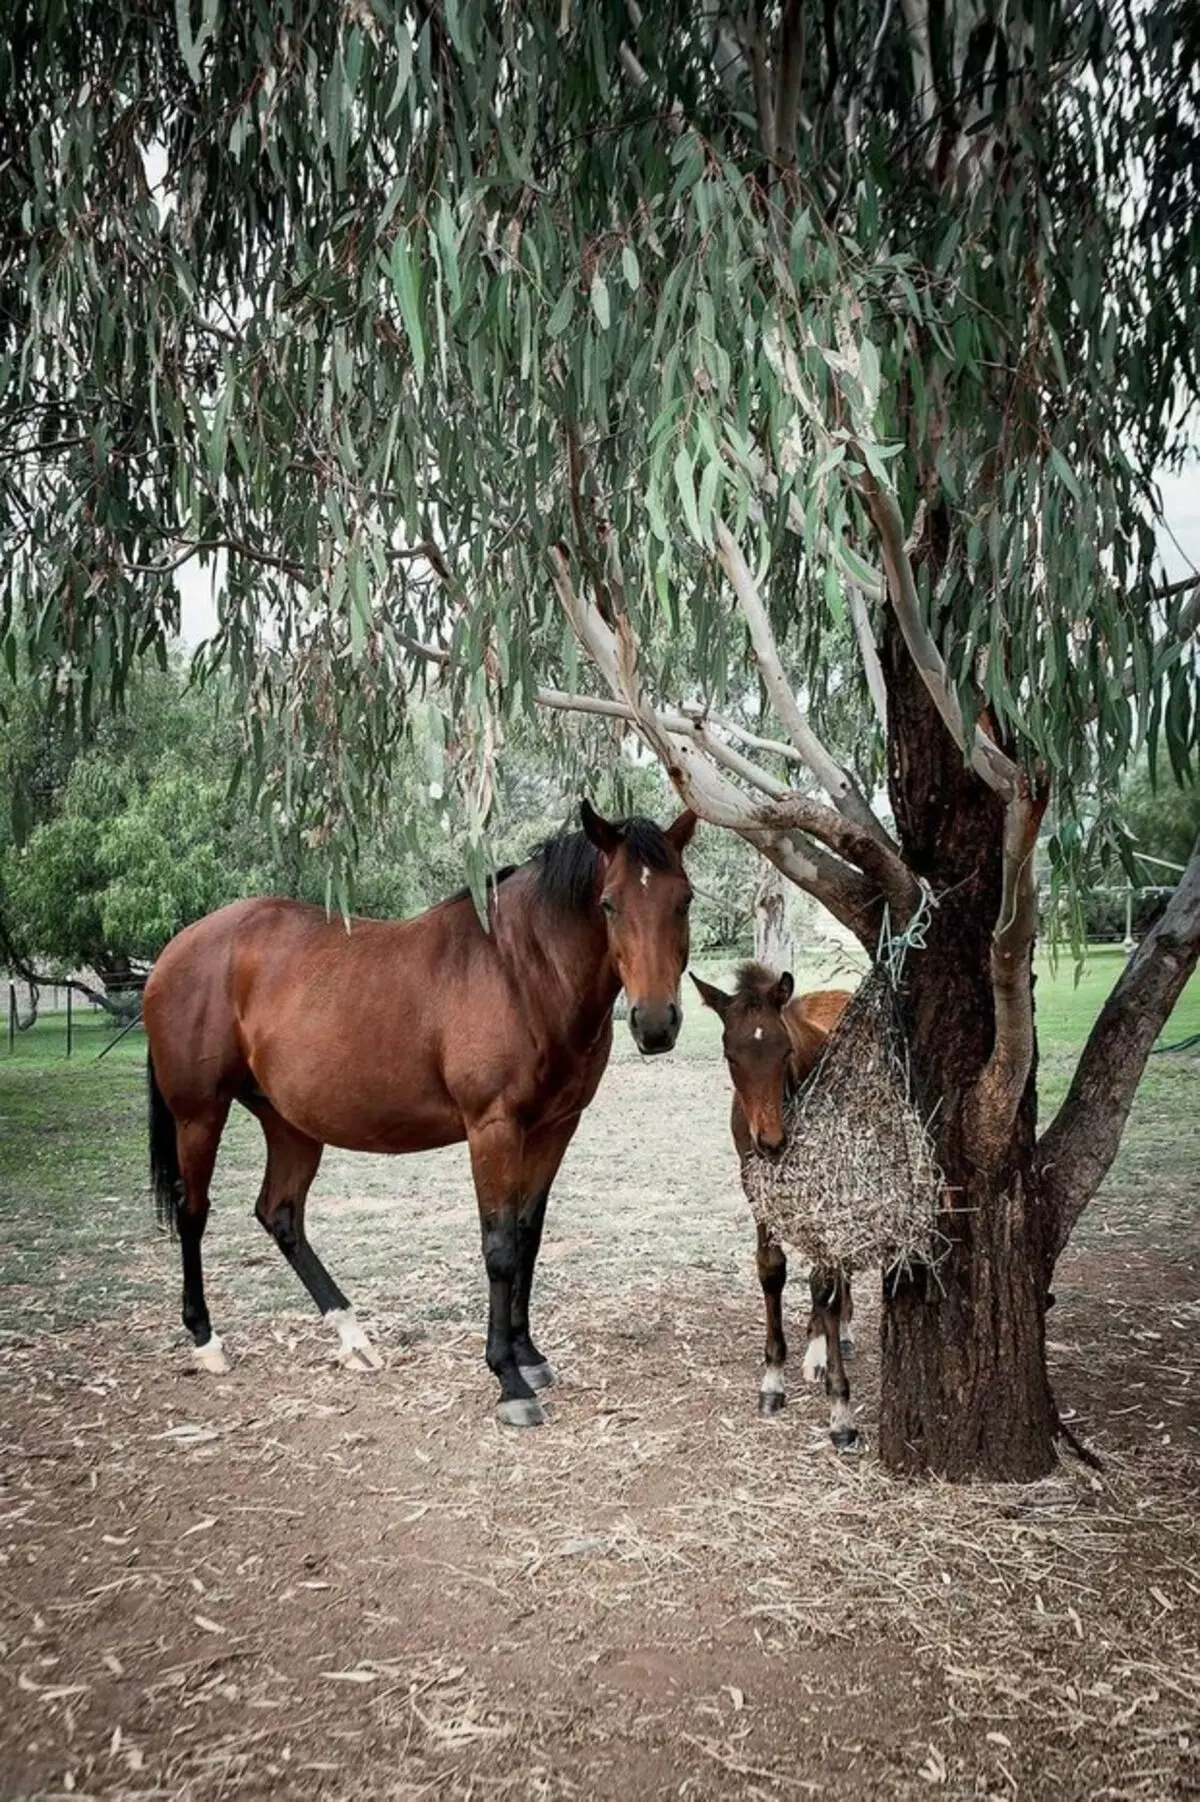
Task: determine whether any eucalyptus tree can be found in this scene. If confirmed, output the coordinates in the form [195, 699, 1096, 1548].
[3, 0, 1199, 1476]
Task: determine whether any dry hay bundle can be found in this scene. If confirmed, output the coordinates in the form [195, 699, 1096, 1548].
[742, 961, 946, 1271]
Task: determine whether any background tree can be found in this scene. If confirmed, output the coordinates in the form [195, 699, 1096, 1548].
[3, 0, 1199, 1477]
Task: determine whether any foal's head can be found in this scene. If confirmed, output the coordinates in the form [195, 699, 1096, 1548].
[692, 962, 798, 1156]
[580, 800, 697, 1055]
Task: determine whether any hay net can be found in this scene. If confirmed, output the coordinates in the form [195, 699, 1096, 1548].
[741, 894, 947, 1273]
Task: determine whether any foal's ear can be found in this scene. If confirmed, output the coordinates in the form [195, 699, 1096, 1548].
[774, 971, 795, 1008]
[665, 808, 698, 853]
[580, 798, 624, 856]
[690, 972, 731, 1018]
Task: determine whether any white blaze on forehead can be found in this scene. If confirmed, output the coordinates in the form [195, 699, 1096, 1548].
[640, 865, 650, 888]
[754, 1025, 764, 1040]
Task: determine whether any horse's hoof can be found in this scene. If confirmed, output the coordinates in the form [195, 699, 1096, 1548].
[519, 1360, 556, 1391]
[338, 1345, 384, 1373]
[758, 1389, 786, 1417]
[831, 1427, 860, 1453]
[840, 1333, 855, 1358]
[192, 1336, 230, 1376]
[497, 1397, 548, 1429]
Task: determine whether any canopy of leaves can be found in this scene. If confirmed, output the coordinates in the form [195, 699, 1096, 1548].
[2, 0, 1197, 902]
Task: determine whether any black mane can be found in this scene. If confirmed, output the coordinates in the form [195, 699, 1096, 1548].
[444, 817, 679, 916]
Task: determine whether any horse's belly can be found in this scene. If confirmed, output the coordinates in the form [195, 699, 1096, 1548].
[248, 1028, 464, 1155]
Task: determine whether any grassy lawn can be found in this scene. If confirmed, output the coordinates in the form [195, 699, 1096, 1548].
[1, 953, 1196, 1331]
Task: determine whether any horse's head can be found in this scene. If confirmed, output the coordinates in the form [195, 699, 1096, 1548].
[693, 967, 855, 1157]
[692, 963, 797, 1157]
[581, 799, 697, 1055]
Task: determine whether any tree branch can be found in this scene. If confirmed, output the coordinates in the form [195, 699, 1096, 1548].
[857, 471, 1022, 800]
[547, 544, 888, 944]
[714, 519, 897, 848]
[965, 777, 1047, 1163]
[1039, 835, 1200, 1262]
[846, 581, 888, 731]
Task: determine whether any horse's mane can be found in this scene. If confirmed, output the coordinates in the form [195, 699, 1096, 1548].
[444, 817, 678, 916]
[733, 960, 783, 1003]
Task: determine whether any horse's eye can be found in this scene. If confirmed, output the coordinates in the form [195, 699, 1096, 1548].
[600, 896, 617, 917]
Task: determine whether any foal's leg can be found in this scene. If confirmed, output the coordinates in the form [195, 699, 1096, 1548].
[840, 1268, 856, 1357]
[755, 1222, 789, 1415]
[810, 1266, 857, 1451]
[510, 1123, 578, 1393]
[468, 1118, 545, 1428]
[175, 1106, 232, 1375]
[253, 1107, 382, 1371]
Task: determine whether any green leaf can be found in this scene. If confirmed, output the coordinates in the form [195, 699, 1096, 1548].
[547, 279, 575, 339]
[621, 245, 640, 291]
[390, 233, 426, 384]
[673, 447, 702, 543]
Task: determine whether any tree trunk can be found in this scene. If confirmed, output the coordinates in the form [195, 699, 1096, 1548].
[753, 861, 791, 971]
[877, 618, 1058, 1480]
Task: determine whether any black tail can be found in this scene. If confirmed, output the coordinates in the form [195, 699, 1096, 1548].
[148, 1051, 182, 1235]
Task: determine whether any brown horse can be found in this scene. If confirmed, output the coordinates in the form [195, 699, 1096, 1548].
[692, 963, 859, 1447]
[143, 802, 697, 1426]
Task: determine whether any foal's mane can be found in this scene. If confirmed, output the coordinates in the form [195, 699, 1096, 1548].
[732, 960, 785, 1008]
[445, 817, 679, 917]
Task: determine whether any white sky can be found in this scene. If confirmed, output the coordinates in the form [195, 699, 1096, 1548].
[178, 462, 1200, 646]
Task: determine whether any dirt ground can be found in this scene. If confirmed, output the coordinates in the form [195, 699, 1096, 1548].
[2, 1039, 1199, 1801]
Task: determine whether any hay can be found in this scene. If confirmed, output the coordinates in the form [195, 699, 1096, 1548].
[741, 960, 947, 1270]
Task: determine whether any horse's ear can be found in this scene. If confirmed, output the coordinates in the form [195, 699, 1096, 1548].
[690, 972, 731, 1018]
[580, 798, 623, 856]
[665, 808, 698, 852]
[774, 971, 795, 1008]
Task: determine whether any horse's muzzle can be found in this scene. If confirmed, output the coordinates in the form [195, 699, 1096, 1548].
[629, 1000, 681, 1055]
[754, 1131, 788, 1161]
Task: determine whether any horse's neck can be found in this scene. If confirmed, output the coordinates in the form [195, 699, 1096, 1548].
[497, 882, 619, 1046]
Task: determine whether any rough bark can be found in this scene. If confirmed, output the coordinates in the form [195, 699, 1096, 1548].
[753, 860, 791, 970]
[877, 616, 1057, 1480]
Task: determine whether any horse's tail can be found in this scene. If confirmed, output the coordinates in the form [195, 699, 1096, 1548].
[148, 1051, 182, 1236]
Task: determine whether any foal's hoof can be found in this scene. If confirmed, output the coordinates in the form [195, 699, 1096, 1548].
[497, 1396, 548, 1429]
[192, 1336, 230, 1376]
[758, 1389, 787, 1417]
[518, 1360, 556, 1392]
[338, 1345, 384, 1373]
[831, 1426, 860, 1453]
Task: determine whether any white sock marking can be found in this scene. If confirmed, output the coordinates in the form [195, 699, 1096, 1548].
[193, 1332, 229, 1375]
[328, 1308, 383, 1370]
[830, 1397, 854, 1434]
[760, 1366, 786, 1397]
[802, 1335, 827, 1382]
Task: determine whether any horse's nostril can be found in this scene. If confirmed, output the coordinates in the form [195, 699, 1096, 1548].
[667, 1002, 680, 1030]
[629, 1006, 641, 1033]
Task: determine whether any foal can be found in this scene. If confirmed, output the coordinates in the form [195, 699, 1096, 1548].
[693, 964, 859, 1447]
[143, 802, 697, 1426]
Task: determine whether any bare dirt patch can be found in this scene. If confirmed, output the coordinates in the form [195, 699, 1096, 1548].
[2, 1044, 1199, 1800]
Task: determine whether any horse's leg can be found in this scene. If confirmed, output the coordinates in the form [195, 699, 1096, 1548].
[175, 1107, 232, 1375]
[755, 1222, 789, 1415]
[840, 1268, 855, 1357]
[468, 1118, 545, 1428]
[801, 1264, 829, 1385]
[812, 1266, 857, 1451]
[253, 1107, 383, 1372]
[510, 1122, 578, 1392]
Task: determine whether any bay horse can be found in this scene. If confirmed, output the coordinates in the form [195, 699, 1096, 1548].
[142, 801, 697, 1426]
[692, 964, 859, 1448]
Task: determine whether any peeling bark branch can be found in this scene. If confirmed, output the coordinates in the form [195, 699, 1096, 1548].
[714, 520, 897, 849]
[548, 545, 888, 945]
[1039, 835, 1200, 1262]
[965, 779, 1046, 1163]
[858, 472, 1021, 801]
[847, 582, 888, 732]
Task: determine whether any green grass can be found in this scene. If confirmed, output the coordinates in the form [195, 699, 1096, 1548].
[1, 951, 1196, 1331]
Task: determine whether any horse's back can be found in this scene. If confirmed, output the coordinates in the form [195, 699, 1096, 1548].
[783, 987, 854, 1076]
